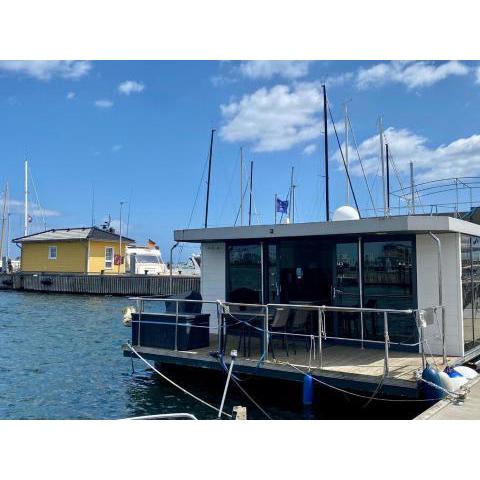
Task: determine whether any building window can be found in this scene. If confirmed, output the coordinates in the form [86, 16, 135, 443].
[48, 246, 57, 260]
[105, 247, 114, 269]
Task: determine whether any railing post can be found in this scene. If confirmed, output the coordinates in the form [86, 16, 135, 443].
[383, 311, 390, 376]
[441, 306, 447, 365]
[137, 299, 144, 347]
[175, 300, 179, 351]
[264, 305, 269, 362]
[317, 307, 323, 369]
[216, 302, 221, 353]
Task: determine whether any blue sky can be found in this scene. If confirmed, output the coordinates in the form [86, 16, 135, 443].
[2, 60, 480, 260]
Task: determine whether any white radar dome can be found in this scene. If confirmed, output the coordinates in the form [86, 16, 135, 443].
[332, 205, 360, 221]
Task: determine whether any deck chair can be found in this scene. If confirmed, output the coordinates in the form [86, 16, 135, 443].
[289, 309, 311, 354]
[269, 308, 290, 360]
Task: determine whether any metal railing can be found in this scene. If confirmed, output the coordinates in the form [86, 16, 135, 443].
[128, 297, 445, 377]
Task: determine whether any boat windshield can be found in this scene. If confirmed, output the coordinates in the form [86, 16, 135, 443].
[135, 255, 162, 263]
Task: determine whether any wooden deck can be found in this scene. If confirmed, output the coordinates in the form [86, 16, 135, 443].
[123, 336, 455, 398]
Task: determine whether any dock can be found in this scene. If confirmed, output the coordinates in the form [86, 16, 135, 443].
[0, 272, 199, 296]
[415, 374, 480, 420]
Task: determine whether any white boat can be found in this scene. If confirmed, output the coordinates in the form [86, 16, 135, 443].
[172, 253, 201, 276]
[125, 245, 168, 275]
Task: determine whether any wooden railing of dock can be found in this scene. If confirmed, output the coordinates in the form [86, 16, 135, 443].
[0, 272, 200, 296]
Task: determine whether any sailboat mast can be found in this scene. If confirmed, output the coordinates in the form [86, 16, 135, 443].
[204, 129, 215, 229]
[289, 166, 294, 223]
[345, 102, 349, 205]
[248, 161, 253, 226]
[0, 183, 8, 263]
[323, 85, 329, 221]
[24, 159, 28, 236]
[379, 117, 387, 216]
[240, 147, 244, 226]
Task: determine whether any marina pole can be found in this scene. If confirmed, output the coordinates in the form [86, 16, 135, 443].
[248, 160, 253, 226]
[240, 147, 244, 226]
[204, 129, 215, 229]
[24, 159, 28, 237]
[323, 85, 329, 221]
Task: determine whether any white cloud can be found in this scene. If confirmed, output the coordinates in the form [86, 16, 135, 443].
[8, 199, 60, 217]
[94, 99, 113, 108]
[475, 66, 480, 84]
[112, 144, 123, 152]
[220, 83, 324, 152]
[356, 61, 469, 90]
[303, 144, 317, 155]
[0, 61, 92, 81]
[239, 61, 311, 80]
[118, 80, 145, 95]
[66, 91, 76, 100]
[337, 126, 480, 182]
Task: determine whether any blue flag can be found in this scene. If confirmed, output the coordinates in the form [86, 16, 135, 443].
[276, 198, 289, 214]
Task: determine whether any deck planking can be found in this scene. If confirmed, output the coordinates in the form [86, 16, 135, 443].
[123, 336, 455, 397]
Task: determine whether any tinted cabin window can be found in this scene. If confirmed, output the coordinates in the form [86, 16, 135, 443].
[462, 234, 480, 351]
[363, 238, 416, 344]
[227, 244, 262, 304]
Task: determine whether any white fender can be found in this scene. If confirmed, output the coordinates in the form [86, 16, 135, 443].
[438, 371, 456, 392]
[453, 366, 478, 379]
[122, 306, 136, 327]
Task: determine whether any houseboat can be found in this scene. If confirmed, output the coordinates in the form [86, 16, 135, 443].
[123, 211, 480, 401]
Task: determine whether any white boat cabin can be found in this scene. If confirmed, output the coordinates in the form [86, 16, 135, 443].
[174, 215, 480, 358]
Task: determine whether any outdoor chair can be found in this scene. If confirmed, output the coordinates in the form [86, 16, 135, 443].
[288, 309, 311, 354]
[269, 308, 290, 360]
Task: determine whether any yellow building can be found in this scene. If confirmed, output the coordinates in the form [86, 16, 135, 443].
[13, 227, 135, 274]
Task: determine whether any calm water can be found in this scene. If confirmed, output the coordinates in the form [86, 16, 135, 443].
[0, 291, 427, 420]
[0, 291, 292, 419]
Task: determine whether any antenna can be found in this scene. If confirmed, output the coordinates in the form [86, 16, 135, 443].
[322, 85, 329, 221]
[126, 188, 133, 237]
[91, 183, 95, 227]
[204, 129, 215, 228]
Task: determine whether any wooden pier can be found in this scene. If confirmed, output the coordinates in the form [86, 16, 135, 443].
[0, 272, 199, 296]
[415, 374, 480, 419]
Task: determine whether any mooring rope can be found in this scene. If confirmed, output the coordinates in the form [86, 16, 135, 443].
[286, 362, 460, 403]
[126, 343, 232, 418]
